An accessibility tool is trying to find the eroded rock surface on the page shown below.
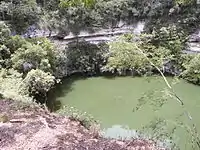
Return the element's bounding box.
[185,30,200,53]
[0,99,165,150]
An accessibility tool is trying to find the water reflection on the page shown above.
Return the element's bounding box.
[102,125,172,149]
[101,125,138,140]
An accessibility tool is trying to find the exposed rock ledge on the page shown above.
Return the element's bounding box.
[0,99,165,150]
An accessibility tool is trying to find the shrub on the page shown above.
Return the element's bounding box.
[182,54,200,85]
[0,69,32,102]
[11,38,56,73]
[23,69,56,97]
[0,21,11,44]
[58,105,98,129]
[152,25,186,56]
[102,35,171,75]
[102,40,149,75]
[0,45,11,69]
[5,35,27,54]
[65,41,108,75]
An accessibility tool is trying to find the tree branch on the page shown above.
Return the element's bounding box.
[135,45,184,105]
[134,44,200,148]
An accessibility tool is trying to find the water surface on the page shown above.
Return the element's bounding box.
[49,76,200,149]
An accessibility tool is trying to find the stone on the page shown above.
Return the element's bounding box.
[0,113,9,123]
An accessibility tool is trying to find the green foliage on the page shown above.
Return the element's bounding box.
[57,3,95,35]
[182,54,200,85]
[66,41,108,75]
[23,69,55,96]
[102,35,171,75]
[44,0,174,34]
[175,0,195,5]
[38,11,60,35]
[0,0,41,33]
[11,43,46,71]
[150,25,189,73]
[0,37,58,104]
[177,53,195,71]
[0,69,32,102]
[0,21,11,44]
[58,105,98,129]
[0,27,29,69]
[94,0,135,27]
[0,24,58,103]
[28,38,57,70]
[0,45,11,69]
[59,0,96,8]
[102,40,149,75]
[141,43,172,68]
[11,38,56,73]
[5,35,27,53]
[152,25,186,56]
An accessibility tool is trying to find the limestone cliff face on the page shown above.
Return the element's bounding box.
[185,30,200,53]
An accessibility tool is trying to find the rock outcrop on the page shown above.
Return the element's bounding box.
[0,99,165,150]
[184,30,200,54]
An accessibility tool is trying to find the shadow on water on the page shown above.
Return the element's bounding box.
[47,74,87,112]
[46,73,166,112]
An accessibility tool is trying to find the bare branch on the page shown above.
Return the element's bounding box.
[134,44,200,148]
[135,44,184,105]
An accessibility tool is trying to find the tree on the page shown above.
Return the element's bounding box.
[175,0,195,5]
[38,11,60,37]
[0,68,32,102]
[0,21,11,44]
[182,54,200,85]
[59,0,96,8]
[23,69,55,102]
[11,38,56,73]
[65,41,107,75]
[102,40,149,75]
[5,35,27,53]
[102,34,171,75]
[0,45,11,69]
[0,0,41,33]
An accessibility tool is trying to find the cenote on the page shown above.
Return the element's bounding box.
[48,76,200,149]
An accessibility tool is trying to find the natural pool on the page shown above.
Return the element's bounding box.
[48,76,200,149]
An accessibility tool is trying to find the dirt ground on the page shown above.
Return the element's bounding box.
[0,99,165,150]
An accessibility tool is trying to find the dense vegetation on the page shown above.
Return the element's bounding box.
[0,0,198,34]
[0,0,200,106]
[0,21,58,102]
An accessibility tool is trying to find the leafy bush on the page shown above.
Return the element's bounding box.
[27,38,57,70]
[152,25,186,56]
[0,0,41,33]
[175,0,195,5]
[0,45,11,69]
[58,105,98,129]
[11,38,56,73]
[102,35,171,75]
[0,35,28,69]
[0,69,32,102]
[5,35,27,53]
[65,41,108,75]
[182,54,200,85]
[0,22,11,68]
[23,69,56,97]
[0,21,11,44]
[102,40,149,75]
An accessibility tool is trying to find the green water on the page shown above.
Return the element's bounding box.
[49,76,200,149]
